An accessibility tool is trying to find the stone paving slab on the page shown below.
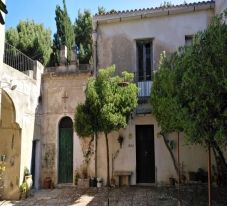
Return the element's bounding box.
[0,184,227,206]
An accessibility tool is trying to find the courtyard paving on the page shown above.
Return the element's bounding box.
[0,184,226,206]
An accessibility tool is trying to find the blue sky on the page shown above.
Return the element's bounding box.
[5,0,200,36]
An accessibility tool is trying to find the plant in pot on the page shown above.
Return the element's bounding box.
[50,181,54,189]
[180,161,186,183]
[19,182,27,199]
[75,171,80,185]
[24,166,33,197]
[169,177,175,185]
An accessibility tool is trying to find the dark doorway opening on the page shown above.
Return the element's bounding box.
[136,125,155,183]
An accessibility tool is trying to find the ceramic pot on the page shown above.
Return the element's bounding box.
[169,178,175,185]
[25,175,33,196]
[44,178,51,189]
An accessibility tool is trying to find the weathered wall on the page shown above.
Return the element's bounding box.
[97,113,226,186]
[41,69,92,185]
[215,0,227,15]
[0,0,5,129]
[0,62,43,199]
[93,4,221,185]
[95,9,214,74]
[0,90,21,200]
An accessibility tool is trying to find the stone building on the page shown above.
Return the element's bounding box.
[92,0,227,186]
[1,0,227,200]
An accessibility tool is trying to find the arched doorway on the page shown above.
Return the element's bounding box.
[58,116,73,183]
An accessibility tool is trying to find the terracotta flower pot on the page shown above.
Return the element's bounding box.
[81,172,87,179]
[169,178,175,185]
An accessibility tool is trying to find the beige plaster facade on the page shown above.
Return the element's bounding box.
[40,65,92,186]
[1,0,227,200]
[0,62,43,199]
[93,0,227,186]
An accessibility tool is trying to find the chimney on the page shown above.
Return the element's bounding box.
[60,45,67,65]
[70,46,77,65]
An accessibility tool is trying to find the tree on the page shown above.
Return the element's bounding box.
[152,10,227,205]
[98,6,106,15]
[5,20,52,66]
[74,9,92,64]
[50,0,75,66]
[74,65,139,186]
[0,0,7,25]
[150,51,183,174]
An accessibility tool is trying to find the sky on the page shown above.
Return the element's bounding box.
[5,0,201,37]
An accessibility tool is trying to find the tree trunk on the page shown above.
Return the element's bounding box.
[208,144,212,206]
[213,143,227,170]
[161,133,178,174]
[105,133,110,187]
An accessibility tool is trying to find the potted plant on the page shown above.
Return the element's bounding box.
[24,166,33,197]
[75,172,80,185]
[50,181,54,189]
[24,166,30,176]
[169,177,175,185]
[20,182,27,199]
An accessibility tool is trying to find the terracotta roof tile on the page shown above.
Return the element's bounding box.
[94,0,214,16]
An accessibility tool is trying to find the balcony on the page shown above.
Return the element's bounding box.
[134,72,153,104]
[3,42,34,72]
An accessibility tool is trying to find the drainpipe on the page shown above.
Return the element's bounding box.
[92,21,98,77]
[92,21,98,177]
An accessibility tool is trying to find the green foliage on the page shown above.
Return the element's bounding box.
[160,1,173,7]
[98,6,106,14]
[0,0,7,25]
[5,20,52,66]
[178,10,227,147]
[150,51,182,135]
[19,182,26,193]
[151,10,227,148]
[74,9,92,64]
[50,0,75,66]
[74,65,139,186]
[74,65,139,137]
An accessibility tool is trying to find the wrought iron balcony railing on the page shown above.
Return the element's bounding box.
[3,42,34,72]
[134,71,153,103]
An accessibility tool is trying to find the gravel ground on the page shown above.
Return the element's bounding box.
[0,184,226,206]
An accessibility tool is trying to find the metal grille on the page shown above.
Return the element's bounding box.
[59,116,73,128]
[3,42,34,72]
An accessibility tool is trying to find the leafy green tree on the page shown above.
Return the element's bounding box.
[50,0,75,66]
[5,20,52,66]
[74,9,92,64]
[74,65,139,186]
[0,0,7,25]
[150,51,183,174]
[98,6,106,15]
[151,10,227,205]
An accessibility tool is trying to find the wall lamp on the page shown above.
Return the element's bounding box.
[1,80,17,90]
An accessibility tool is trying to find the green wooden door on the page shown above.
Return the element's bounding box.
[58,117,73,183]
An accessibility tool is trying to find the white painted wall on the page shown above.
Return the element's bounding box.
[93,3,225,185]
[215,0,227,15]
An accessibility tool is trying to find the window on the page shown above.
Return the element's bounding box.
[136,41,153,81]
[185,36,193,47]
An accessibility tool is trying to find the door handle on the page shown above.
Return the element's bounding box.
[145,151,147,156]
